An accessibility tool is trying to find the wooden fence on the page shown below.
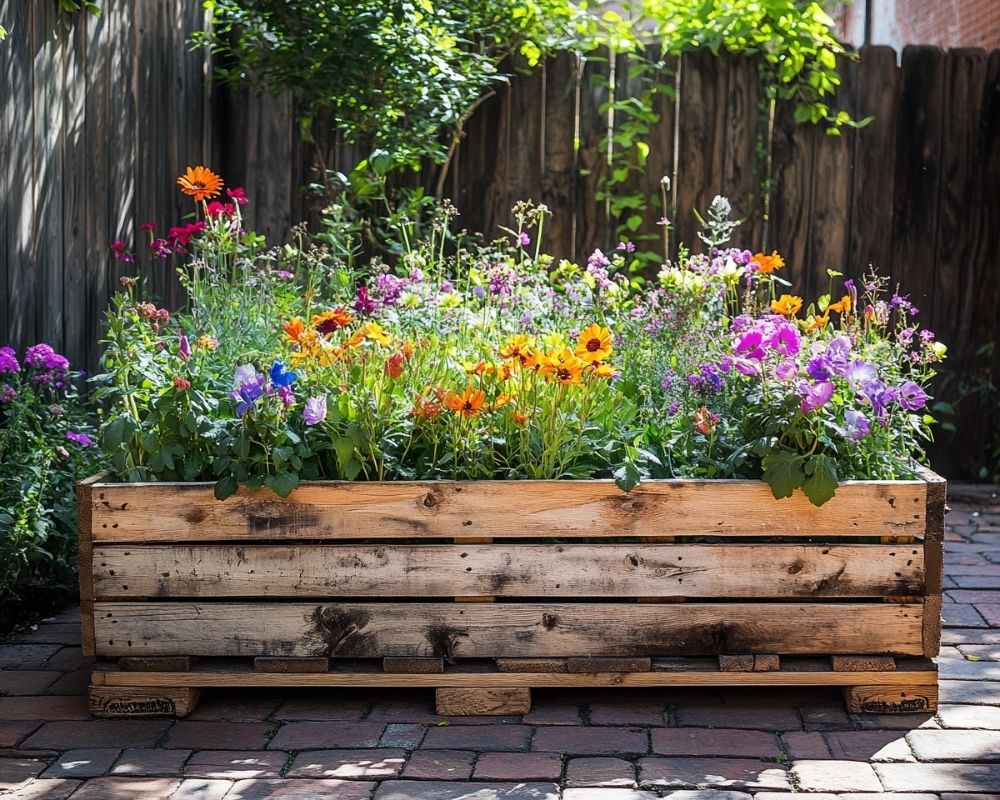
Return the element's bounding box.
[1,1,997,476]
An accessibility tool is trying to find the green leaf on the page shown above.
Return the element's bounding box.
[802,453,839,507]
[266,471,299,498]
[214,475,239,501]
[761,450,805,500]
[613,461,642,492]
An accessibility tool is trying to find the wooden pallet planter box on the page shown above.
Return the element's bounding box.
[78,469,945,717]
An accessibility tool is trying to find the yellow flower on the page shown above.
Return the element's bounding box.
[803,314,829,332]
[360,322,392,346]
[500,335,534,365]
[770,294,803,317]
[312,307,355,335]
[575,324,613,362]
[539,348,587,385]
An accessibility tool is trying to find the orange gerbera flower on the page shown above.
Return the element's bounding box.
[282,317,307,342]
[539,348,587,385]
[575,324,613,362]
[771,294,803,317]
[177,166,223,202]
[512,411,531,426]
[752,250,785,274]
[828,294,852,314]
[312,307,355,336]
[491,393,513,410]
[464,360,489,376]
[443,386,487,418]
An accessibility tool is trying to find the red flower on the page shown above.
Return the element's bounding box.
[206,201,236,218]
[226,186,249,206]
[173,377,191,390]
[385,352,406,379]
[168,221,207,248]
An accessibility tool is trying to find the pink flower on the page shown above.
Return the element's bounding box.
[226,186,249,205]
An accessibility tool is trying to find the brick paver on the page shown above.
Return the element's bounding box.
[2,486,999,798]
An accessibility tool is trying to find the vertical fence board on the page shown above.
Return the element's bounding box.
[806,55,857,301]
[722,55,765,249]
[33,3,65,349]
[110,0,137,300]
[575,49,611,260]
[62,11,89,369]
[768,101,815,295]
[454,81,506,240]
[892,46,946,314]
[848,46,900,282]
[541,52,579,259]
[674,50,728,255]
[84,2,111,370]
[506,59,545,237]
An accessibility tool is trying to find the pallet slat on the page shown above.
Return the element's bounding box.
[91,542,926,599]
[87,479,927,542]
[93,668,938,689]
[92,601,924,658]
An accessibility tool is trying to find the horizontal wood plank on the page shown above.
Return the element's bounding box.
[88,479,927,542]
[94,668,938,689]
[91,543,926,599]
[92,601,924,658]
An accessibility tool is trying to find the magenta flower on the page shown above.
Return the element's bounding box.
[178,335,192,361]
[0,346,19,374]
[772,322,800,357]
[517,232,530,247]
[226,186,249,206]
[354,285,378,315]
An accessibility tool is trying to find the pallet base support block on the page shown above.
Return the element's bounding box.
[90,686,202,718]
[435,687,531,715]
[254,657,329,674]
[843,684,938,714]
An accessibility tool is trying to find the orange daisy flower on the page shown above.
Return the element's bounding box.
[575,324,613,362]
[770,294,803,317]
[500,335,534,366]
[752,250,785,274]
[177,166,223,202]
[312,307,355,336]
[282,317,307,342]
[804,314,830,332]
[443,386,487,418]
[512,411,531,426]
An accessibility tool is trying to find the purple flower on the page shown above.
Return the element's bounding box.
[860,379,896,423]
[0,347,19,374]
[24,344,68,372]
[273,270,295,280]
[439,280,454,294]
[472,285,485,299]
[178,335,192,361]
[806,356,831,381]
[277,386,295,407]
[898,380,928,411]
[66,430,94,447]
[825,337,852,376]
[354,285,378,315]
[232,364,257,389]
[660,370,676,392]
[845,359,878,387]
[833,409,872,441]
[230,377,265,417]
[734,358,761,376]
[303,395,327,426]
[375,274,404,305]
[775,360,798,382]
[518,232,530,247]
[616,241,636,252]
[667,399,680,416]
[800,381,834,414]
[0,384,17,404]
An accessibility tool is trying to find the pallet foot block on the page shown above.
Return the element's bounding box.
[435,687,531,715]
[77,468,945,716]
[90,686,201,718]
[844,684,938,714]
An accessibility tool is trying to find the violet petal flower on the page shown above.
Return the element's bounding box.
[800,380,834,414]
[303,395,327,426]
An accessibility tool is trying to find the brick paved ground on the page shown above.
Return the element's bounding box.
[1,485,998,799]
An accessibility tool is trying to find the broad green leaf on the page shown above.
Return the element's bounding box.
[803,453,839,507]
[761,450,805,500]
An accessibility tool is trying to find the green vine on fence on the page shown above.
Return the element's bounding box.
[594,1,868,264]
